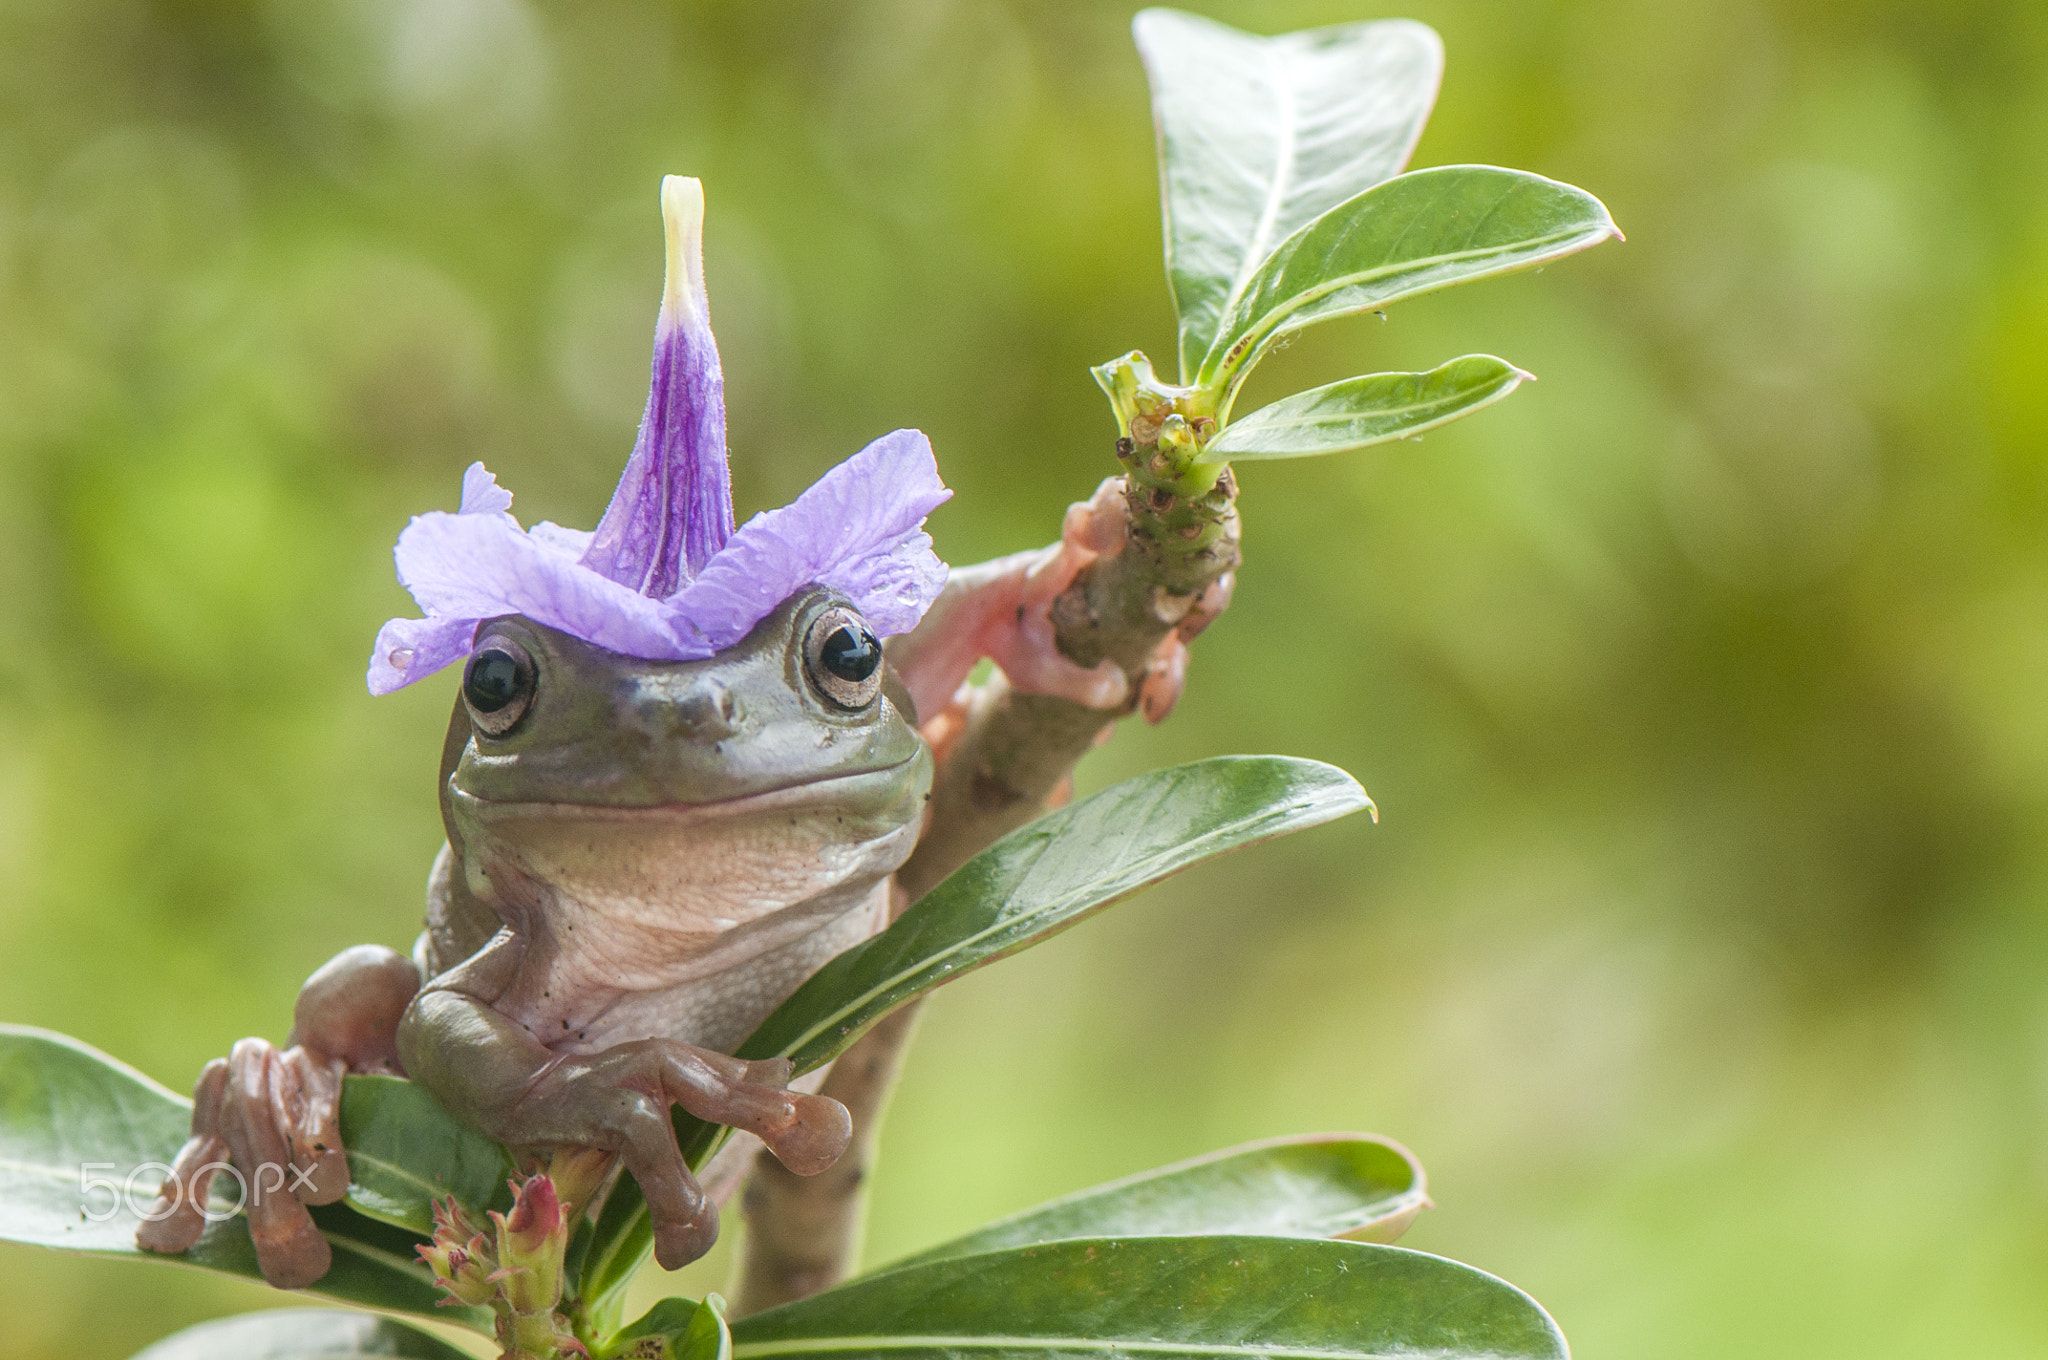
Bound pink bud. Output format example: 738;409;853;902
499;1174;563;1256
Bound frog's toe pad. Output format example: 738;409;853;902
766;1093;852;1176
652;1204;721;1271
250;1216;333;1290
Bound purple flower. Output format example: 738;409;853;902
369;177;950;695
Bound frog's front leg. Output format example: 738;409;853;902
398;931;850;1269
137;943;419;1287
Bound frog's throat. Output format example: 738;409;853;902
440;755;923;961
445;760;923;1050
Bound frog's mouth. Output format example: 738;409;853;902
449;751;926;823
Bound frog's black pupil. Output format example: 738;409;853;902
466;650;525;713
819;624;881;683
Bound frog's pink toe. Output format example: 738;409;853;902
251;1217;333;1291
275;1046;350;1205
1139;637;1190;725
653;1207;721;1272
919;691;972;765
610;1089;717;1270
1183;571;1235;640
136;1173;213;1254
138;1058;231;1257
990;617;1130;711
1134;568;1231;724
1061;476;1129;557
737;1055;796;1088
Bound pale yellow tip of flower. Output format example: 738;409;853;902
659;174;708;325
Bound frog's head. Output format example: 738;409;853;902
437;587;931;938
443;587;928;821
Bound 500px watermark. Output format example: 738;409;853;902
79;1161;316;1222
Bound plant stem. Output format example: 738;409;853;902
731;1004;923;1316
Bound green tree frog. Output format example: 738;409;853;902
137;177;1169;1288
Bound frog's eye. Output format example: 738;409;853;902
463;640;536;737
804;606;884;710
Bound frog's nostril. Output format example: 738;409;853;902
673;678;740;740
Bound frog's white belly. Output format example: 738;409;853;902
472;793;915;1055
535;879;890;1054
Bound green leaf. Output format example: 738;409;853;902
130;1309;474;1360
1204;355;1530;462
579;1179;656;1327
1196;164;1619;399
738;756;1372;1073
889;1135;1428;1270
339;1073;515;1234
0;1025;483;1328
730;1237;1565;1360
1134;8;1443;380
613;1295;734;1360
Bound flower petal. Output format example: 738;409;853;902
395;511;706;660
674;428;951;647
367;614;480;694
459;462;516;517
822;526;950;637
366;182;955;698
580;176;733;598
529;521;593;557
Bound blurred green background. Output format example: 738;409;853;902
3;0;2046;1356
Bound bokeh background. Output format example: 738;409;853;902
3;0;2046;1356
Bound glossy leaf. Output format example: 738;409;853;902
731;1237;1565;1360
890;1134;1428;1270
130;1309;474;1360
578;1181;657;1327
0;1025;482;1328
338;1073;515;1234
1204;356;1530;463
1196;164;1619;397
615;1296;734;1360
1135;8;1443;379
739;756;1371;1072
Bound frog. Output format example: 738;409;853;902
134;176;1180;1289
134;523;1150;1287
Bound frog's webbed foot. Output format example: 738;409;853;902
136;945;419;1288
988;477;1135;709
892;478;1131;730
136;1037;345;1287
893;477;1231;740
506;1040;850;1270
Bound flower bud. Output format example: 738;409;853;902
417;1214;497;1310
492;1174;567;1317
